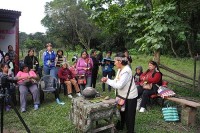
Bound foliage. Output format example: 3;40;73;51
19;32;48;54
41;0;99;50
135;3;185;52
85;0;200;57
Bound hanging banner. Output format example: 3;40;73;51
0;22;16;52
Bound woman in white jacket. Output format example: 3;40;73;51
101;52;138;133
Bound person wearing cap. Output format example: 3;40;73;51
42;43;57;78
134;66;143;86
58;61;81;98
101;51;114;92
134;66;143;110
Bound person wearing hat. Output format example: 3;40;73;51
58;61;81;98
101;51;114;92
134;66;143;86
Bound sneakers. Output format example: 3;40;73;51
136;98;142;110
34;104;39;110
56;98;65;105
139;107;146;113
21;108;26;113
68;94;73;99
76;92;81;97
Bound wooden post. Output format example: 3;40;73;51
198;67;200;91
193;57;196;91
181;105;197;126
153;50;160;64
15;18;19;74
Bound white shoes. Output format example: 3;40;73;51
76;92;82;97
68;94;73;99
139;107;146;113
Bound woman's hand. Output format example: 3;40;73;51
101;77;108;83
27;76;32;79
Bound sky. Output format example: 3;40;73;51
0;0;52;34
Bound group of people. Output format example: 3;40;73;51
101;54;162;133
0;42;163;133
0;45;16;75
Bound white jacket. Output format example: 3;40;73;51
106;65;138;99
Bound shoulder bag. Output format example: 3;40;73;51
76;74;87;85
116;75;134;111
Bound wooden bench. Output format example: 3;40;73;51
166;97;200;126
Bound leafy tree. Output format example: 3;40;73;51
42;0;98;50
19;32;28;57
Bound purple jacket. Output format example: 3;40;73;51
76;57;93;77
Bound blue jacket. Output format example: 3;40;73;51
43;50;56;67
101;58;114;72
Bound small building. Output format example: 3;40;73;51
0;9;21;73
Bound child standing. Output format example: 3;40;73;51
134;66;143;86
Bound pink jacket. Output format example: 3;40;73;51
76;57;93;77
16;70;37;83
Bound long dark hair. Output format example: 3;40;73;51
80;49;88;57
56;49;64;57
146;60;160;77
27;49;34;56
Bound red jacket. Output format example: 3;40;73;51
140;69;162;86
58;67;75;82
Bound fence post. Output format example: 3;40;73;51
193;57;196;91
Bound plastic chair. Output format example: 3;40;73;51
38;75;60;102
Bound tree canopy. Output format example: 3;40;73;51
19;0;200;58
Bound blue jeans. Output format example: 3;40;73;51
80;76;92;90
43;65;57;78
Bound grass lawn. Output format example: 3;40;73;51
3;53;200;133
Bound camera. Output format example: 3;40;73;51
0;74;17;89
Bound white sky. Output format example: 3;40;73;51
0;0;52;34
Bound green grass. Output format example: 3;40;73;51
4;53;200;133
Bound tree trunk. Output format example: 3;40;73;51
153;50;160;64
186;40;193;58
198;69;200;91
169;34;179;58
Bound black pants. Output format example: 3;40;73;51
102;71;112;91
138;84;158;108
120;98;137;133
91;71;98;88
